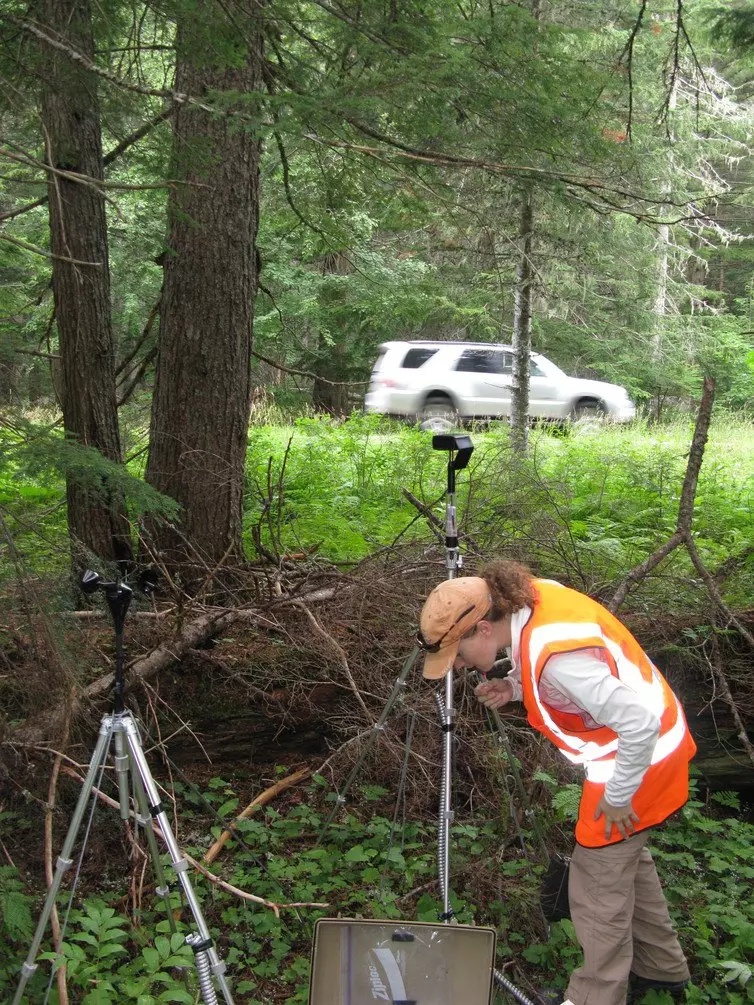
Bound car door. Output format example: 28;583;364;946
453;348;512;416
527;357;562;417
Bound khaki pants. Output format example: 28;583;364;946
565;830;690;1005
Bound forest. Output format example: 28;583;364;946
0;0;753;1002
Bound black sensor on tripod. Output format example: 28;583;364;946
432;433;473;471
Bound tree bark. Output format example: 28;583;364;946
510;188;534;456
40;0;132;567
145;8;263;574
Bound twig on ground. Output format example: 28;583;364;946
58;766;327;917
204;766;311;864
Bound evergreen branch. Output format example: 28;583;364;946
303;131;694;219
8;17;220;113
0;140;200;198
273;128;330;239
334;118;699;214
0;142;125;222
306;0;412;54
0;107;175;224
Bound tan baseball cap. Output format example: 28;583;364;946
418;577;492;679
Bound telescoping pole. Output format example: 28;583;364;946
430;434;473;923
429;438;540;1005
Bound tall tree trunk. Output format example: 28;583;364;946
145;10;263;576
40;0;132;568
510;188;534;456
312;250;350;415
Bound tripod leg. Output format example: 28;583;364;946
114;723;131;820
13;720;114;1005
128;754;178;934
121;716;234;1005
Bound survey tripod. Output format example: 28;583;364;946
317;434;537;1005
13;570;234;1005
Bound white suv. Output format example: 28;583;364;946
364;341;636;428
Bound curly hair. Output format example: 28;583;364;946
479;559;535;620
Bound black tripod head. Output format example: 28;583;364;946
432;434;473;493
81;568;159;713
82;570;134;634
431;434;474;576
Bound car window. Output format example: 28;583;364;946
455;349;504;374
500;352;513;375
529;359;545;377
400;347;438;369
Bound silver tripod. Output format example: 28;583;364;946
13;572;234;1005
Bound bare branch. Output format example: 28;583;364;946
616;0;647;140
683;532;754;650
0;231;101;266
610;376;716;611
252;348;368;386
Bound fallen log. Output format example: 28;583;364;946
10;608;239;746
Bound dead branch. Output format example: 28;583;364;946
401;488;443;531
204;766;311;864
0;107;174;224
683;533;754;650
610;376;715;612
294;601;373;721
10;608;239;746
0;231;101;266
116;300;160;377
252;348;368;387
608;530;685;614
707;625;754;770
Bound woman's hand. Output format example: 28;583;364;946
474;678;514;710
594;796;640;841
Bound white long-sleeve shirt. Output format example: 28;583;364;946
504;646;661;806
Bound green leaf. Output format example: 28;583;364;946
344;845;369;862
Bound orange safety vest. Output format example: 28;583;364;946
516;580;696;848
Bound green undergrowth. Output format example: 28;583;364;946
242;413;753;607
2;778;752;1004
1;412;751;604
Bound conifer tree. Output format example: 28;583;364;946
38;0;133;566
144;2;263;574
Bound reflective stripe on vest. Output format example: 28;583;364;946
526;619;670;764
584;694;688;784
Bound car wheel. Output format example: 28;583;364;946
571;399;606;429
419;397;460;433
